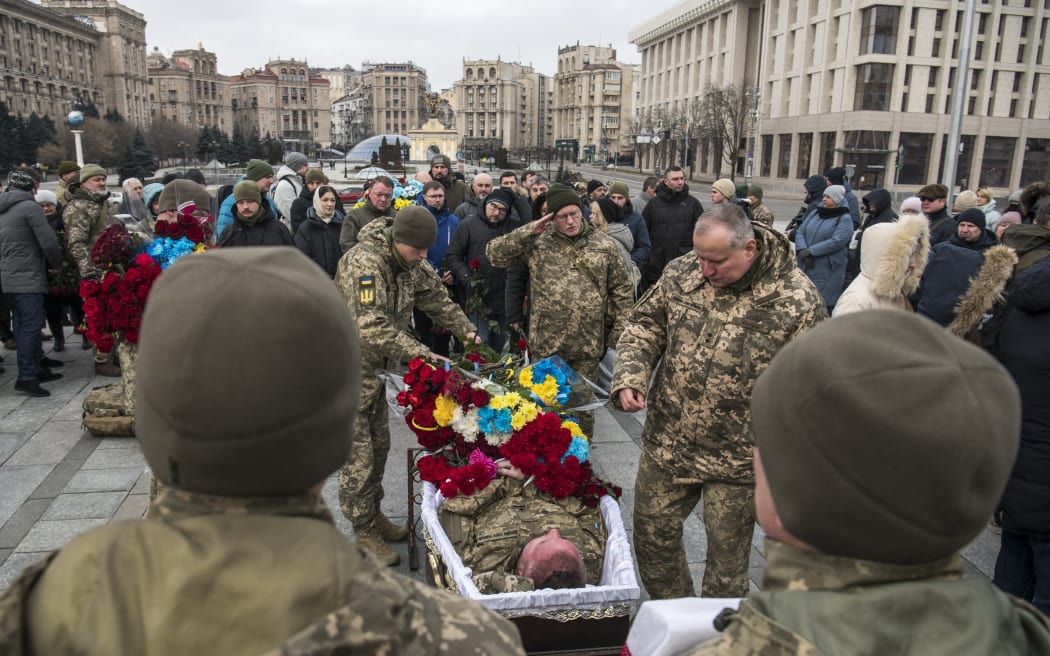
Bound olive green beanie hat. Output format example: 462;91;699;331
392;205;437;248
136;248;361;497
545;182;582;216
608;181;630;198
752;310;1020;564
245;159;274;181
233;180;262;204
78;163;107;183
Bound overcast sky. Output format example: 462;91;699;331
132;0;683;90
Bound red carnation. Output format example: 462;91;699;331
470;389;490;408
468;258;481;271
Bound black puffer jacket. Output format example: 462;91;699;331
289;184;314;236
847;189;898;281
217;204;293;249
294;209;344;278
445;213;521;317
641;181;704;286
995;255;1050;538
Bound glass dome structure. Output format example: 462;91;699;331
345;134;410;162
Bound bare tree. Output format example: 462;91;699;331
145;117;199;166
693;84;759;180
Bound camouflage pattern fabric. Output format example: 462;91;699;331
334;218;475;528
611;223;825;600
683;540;1050;655
117;341;137;414
0;488;525;656
339;198;395;252
439;476;606;587
63;185;111;280
750;204;774;227
486;222;634;365
81;383;134;437
472;571;536;594
56;177;73;206
634;449;755;598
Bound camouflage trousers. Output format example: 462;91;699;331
338;375;390;529
634;448;756;599
565;358;599;440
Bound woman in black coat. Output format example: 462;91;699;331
293;185;343;278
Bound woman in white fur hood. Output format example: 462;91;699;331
834;208;930;316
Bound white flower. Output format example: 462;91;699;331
451;406;480;443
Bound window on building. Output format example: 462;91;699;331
820;132;837;172
761;134;773;176
897;132;932;184
1021;138;1049;186
980;137;1015;187
938;134;976;186
778;134;792;178
932;38;941;57
797;133;813;178
854;63;895;110
860;6;899;55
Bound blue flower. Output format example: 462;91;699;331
562;436;589;463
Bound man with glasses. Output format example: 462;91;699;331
917;183;956;245
487;183;634;437
414;180;460;357
340;176;396;252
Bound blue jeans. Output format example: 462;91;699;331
470;313;507;353
994;529;1050;615
12;293;45;382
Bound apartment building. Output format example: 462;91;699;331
42;0;149;126
230;59;331;152
453;59;552;159
552;44;638;164
357;62;429;137
147;45;231;131
631;0;1050;193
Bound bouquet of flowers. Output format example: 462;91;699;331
353;179;423;211
394;354;620;505
147;201;211;269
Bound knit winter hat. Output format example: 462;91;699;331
824;167;847;185
158;179;212;214
35;190;58;205
483;187;515;211
953;190;979;212
546;183;582;217
596;197;624;223
824;185;846;205
917;183;948;199
78;164;107;183
391;205;437;248
58;160;80;176
747;185;764;202
712;179;736;199
245;159;274;181
607;181;629;198
752;310;1019;564
900;196;923;214
430;154;451;168
7;168;38;191
233;180;262;204
284;152;308;171
955;207;987;230
305;168;328;185
587;179;606;194
137;247;361;497
998;210;1022;226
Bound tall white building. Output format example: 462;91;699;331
631;0;1050;194
453;59;551;162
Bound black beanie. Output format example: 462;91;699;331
587;179;605;194
596;197;623;223
824;167;846;185
955;207;987;230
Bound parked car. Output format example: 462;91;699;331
338;186;364;205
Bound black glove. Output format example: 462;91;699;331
797;248;815;270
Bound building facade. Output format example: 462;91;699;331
42;0;149;126
552;44;637;165
230;59;331;153
356;61;429;138
453;59;552;162
146;45;231;132
631;0;1050;194
317;65;360;106
331;92;369;150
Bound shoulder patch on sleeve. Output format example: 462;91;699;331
358;276;375;306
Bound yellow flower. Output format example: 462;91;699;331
433;394;457;427
511;402;540;429
561;420;585;439
518;368;533;388
393;198;415;211
533;375;559;406
194;243;207;253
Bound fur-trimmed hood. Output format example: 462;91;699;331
859;214;930;299
948;245;1019;338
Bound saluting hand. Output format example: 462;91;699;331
532;213;553;234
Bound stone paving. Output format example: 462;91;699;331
0;324;1003;599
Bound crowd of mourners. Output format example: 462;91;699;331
0;152;1048;654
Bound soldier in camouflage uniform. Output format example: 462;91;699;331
685;311;1050;655
0;248;524;656
55;160;79;206
62;163;119;377
440;463;606;593
612;203;825;600
335;207;478;567
487;182;634;437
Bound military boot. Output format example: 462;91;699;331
355;524;400;566
375;512;409;542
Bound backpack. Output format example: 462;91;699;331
216;184;235;207
82;383;135;437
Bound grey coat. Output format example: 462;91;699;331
0;190;62;293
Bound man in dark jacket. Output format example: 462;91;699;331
445;188;520;352
339;176;396;252
785;175;827;240
1000;202;1050;274
919;183;956;245
640;166;703;293
430;154;466;212
846;188;898;285
217;181;293;248
952;208;999;252
0;168;63;396
608;181;652;271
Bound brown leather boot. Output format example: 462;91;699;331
354;524;400;566
374;512;409;542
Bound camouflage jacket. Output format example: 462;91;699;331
439;477;607;588
335;218;475;374
611;224;825;481
750;204;774;227
56;178;73;206
486;221;634;363
63;184;111;279
0;489;524;656
684;539;1050;655
339;197;396;253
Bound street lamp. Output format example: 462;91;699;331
176;140;188;172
